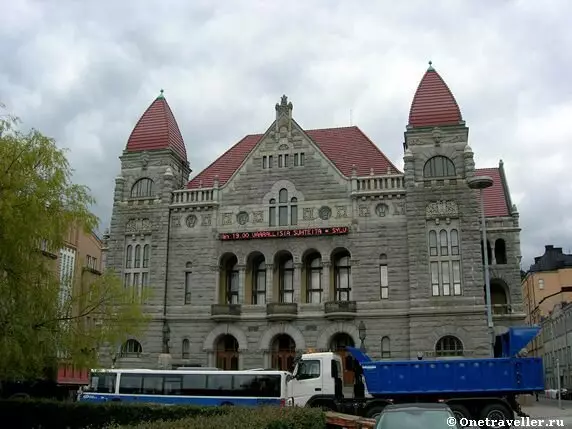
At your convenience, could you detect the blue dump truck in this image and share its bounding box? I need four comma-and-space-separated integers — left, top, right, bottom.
288, 326, 544, 423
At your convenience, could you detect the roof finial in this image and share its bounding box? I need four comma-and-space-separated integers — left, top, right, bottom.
427, 61, 434, 71
157, 89, 165, 99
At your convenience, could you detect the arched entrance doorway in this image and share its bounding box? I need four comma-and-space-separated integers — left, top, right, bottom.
216, 334, 239, 370
271, 334, 296, 371
330, 333, 355, 385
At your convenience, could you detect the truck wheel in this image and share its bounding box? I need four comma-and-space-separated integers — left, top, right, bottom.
448, 404, 470, 426
478, 403, 512, 428
365, 405, 386, 419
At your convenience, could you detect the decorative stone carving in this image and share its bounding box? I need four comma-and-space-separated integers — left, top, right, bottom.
432, 127, 443, 145
335, 206, 348, 218
201, 214, 212, 227
375, 203, 389, 217
393, 202, 406, 216
222, 213, 232, 225
278, 143, 289, 150
125, 218, 153, 234
358, 205, 370, 217
185, 214, 197, 228
425, 200, 458, 218
303, 208, 314, 220
318, 206, 332, 220
253, 211, 264, 223
237, 211, 249, 225
172, 216, 181, 228
141, 151, 149, 168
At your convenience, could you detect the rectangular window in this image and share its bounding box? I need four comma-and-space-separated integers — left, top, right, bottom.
441, 261, 450, 296
184, 272, 192, 304
279, 206, 288, 226
428, 225, 462, 296
263, 156, 267, 169
294, 153, 299, 166
380, 264, 388, 299
431, 262, 440, 296
300, 152, 305, 166
335, 267, 351, 301
284, 154, 289, 166
228, 271, 239, 304
290, 204, 298, 225
280, 269, 294, 303
269, 207, 276, 227
278, 155, 283, 168
308, 269, 322, 304
268, 155, 273, 168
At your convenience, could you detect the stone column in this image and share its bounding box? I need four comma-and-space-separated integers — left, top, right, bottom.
238, 265, 246, 304
322, 261, 331, 302
293, 262, 302, 303
266, 264, 274, 303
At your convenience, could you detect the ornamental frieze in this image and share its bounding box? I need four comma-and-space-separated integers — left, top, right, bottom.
425, 200, 459, 218
125, 218, 153, 234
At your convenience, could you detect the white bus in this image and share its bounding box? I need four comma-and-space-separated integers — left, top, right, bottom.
78, 368, 290, 407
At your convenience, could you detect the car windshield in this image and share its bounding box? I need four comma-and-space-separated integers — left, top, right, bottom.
376, 408, 455, 429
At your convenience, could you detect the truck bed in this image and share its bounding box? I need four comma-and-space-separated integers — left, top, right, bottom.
347, 348, 544, 397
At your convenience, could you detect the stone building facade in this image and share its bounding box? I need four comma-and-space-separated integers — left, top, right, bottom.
102, 64, 525, 382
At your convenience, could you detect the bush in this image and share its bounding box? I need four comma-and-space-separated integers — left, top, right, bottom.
0, 399, 231, 429
108, 406, 326, 429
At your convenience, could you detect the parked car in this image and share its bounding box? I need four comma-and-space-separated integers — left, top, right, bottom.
375, 403, 462, 429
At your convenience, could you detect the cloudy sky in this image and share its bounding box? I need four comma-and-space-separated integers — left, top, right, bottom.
1, 0, 571, 269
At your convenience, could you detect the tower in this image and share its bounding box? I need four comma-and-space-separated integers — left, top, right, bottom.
103, 90, 190, 366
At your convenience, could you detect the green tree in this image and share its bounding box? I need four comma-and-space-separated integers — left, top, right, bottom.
0, 103, 149, 380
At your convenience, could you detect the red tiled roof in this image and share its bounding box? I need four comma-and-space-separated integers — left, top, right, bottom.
187, 126, 400, 189
475, 168, 510, 217
125, 93, 187, 160
408, 65, 463, 128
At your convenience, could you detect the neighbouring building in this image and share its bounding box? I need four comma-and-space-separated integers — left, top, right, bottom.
102, 63, 525, 383
40, 225, 104, 390
522, 245, 572, 388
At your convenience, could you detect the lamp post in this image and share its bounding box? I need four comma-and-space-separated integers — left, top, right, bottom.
467, 175, 495, 356
358, 321, 367, 352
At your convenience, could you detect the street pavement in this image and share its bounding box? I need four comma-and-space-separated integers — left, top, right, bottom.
519, 397, 572, 428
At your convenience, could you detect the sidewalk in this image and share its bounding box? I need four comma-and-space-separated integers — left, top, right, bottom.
521, 396, 572, 418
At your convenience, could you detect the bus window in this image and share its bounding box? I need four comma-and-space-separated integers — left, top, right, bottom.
142, 374, 163, 395
90, 373, 116, 393
119, 374, 143, 394
234, 374, 257, 397
182, 374, 207, 396
256, 375, 281, 398
164, 375, 182, 395
207, 374, 233, 395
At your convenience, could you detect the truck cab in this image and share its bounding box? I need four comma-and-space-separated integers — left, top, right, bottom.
287, 351, 358, 410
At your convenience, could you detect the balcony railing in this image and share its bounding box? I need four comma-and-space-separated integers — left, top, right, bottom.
324, 301, 357, 320
210, 304, 242, 322
266, 303, 298, 321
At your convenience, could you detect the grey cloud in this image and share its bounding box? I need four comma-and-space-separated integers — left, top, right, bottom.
1, 0, 572, 269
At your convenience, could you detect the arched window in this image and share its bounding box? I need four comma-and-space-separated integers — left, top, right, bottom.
268, 189, 298, 226
435, 335, 464, 357
381, 336, 390, 359
279, 255, 294, 303
226, 260, 239, 305
121, 339, 142, 357
423, 156, 456, 178
379, 254, 388, 299
253, 257, 267, 305
182, 339, 190, 359
334, 252, 351, 301
428, 226, 462, 296
134, 245, 141, 268
130, 178, 155, 198
124, 241, 151, 303
125, 245, 133, 268
307, 255, 323, 303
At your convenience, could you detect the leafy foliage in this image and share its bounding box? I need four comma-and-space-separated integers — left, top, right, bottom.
0, 104, 149, 380
0, 399, 326, 429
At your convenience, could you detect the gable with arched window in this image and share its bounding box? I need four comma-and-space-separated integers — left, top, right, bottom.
423, 156, 456, 179
131, 178, 155, 198
268, 188, 298, 227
